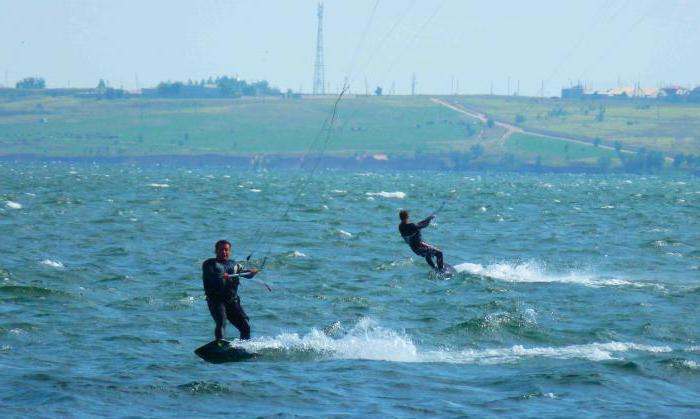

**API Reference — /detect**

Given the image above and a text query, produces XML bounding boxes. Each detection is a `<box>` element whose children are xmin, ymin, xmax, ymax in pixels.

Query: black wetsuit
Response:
<box><xmin>399</xmin><ymin>216</ymin><xmax>444</xmax><ymax>271</ymax></box>
<box><xmin>202</xmin><ymin>258</ymin><xmax>250</xmax><ymax>340</ymax></box>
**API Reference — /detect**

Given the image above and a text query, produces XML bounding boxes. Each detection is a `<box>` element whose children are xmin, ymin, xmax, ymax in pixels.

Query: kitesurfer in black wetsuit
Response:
<box><xmin>398</xmin><ymin>209</ymin><xmax>444</xmax><ymax>271</ymax></box>
<box><xmin>202</xmin><ymin>240</ymin><xmax>259</xmax><ymax>341</ymax></box>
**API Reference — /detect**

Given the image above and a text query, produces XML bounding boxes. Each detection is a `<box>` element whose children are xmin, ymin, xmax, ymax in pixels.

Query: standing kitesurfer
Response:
<box><xmin>398</xmin><ymin>209</ymin><xmax>444</xmax><ymax>272</ymax></box>
<box><xmin>202</xmin><ymin>240</ymin><xmax>259</xmax><ymax>341</ymax></box>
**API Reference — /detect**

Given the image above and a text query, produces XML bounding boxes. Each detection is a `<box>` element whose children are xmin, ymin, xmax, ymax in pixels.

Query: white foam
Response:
<box><xmin>681</xmin><ymin>360</ymin><xmax>699</xmax><ymax>370</ymax></box>
<box><xmin>6</xmin><ymin>201</ymin><xmax>22</xmax><ymax>209</ymax></box>
<box><xmin>452</xmin><ymin>260</ymin><xmax>662</xmax><ymax>289</ymax></box>
<box><xmin>148</xmin><ymin>183</ymin><xmax>169</xmax><ymax>188</ymax></box>
<box><xmin>366</xmin><ymin>191</ymin><xmax>406</xmax><ymax>199</ymax></box>
<box><xmin>249</xmin><ymin>189</ymin><xmax>262</xmax><ymax>193</ymax></box>
<box><xmin>237</xmin><ymin>318</ymin><xmax>671</xmax><ymax>364</ymax></box>
<box><xmin>291</xmin><ymin>250</ymin><xmax>307</xmax><ymax>258</ymax></box>
<box><xmin>40</xmin><ymin>259</ymin><xmax>64</xmax><ymax>268</ymax></box>
<box><xmin>338</xmin><ymin>229</ymin><xmax>353</xmax><ymax>238</ymax></box>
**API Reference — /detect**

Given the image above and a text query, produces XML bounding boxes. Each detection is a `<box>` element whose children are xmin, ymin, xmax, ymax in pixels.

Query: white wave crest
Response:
<box><xmin>148</xmin><ymin>183</ymin><xmax>169</xmax><ymax>188</ymax></box>
<box><xmin>40</xmin><ymin>259</ymin><xmax>64</xmax><ymax>268</ymax></box>
<box><xmin>237</xmin><ymin>318</ymin><xmax>670</xmax><ymax>364</ymax></box>
<box><xmin>249</xmin><ymin>189</ymin><xmax>262</xmax><ymax>193</ymax></box>
<box><xmin>453</xmin><ymin>260</ymin><xmax>663</xmax><ymax>289</ymax></box>
<box><xmin>681</xmin><ymin>360</ymin><xmax>699</xmax><ymax>370</ymax></box>
<box><xmin>6</xmin><ymin>201</ymin><xmax>22</xmax><ymax>209</ymax></box>
<box><xmin>366</xmin><ymin>191</ymin><xmax>406</xmax><ymax>199</ymax></box>
<box><xmin>338</xmin><ymin>229</ymin><xmax>353</xmax><ymax>238</ymax></box>
<box><xmin>291</xmin><ymin>250</ymin><xmax>307</xmax><ymax>258</ymax></box>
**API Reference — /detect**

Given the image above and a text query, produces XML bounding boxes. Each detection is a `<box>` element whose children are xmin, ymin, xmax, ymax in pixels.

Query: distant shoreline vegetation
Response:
<box><xmin>0</xmin><ymin>75</ymin><xmax>284</xmax><ymax>100</ymax></box>
<box><xmin>147</xmin><ymin>76</ymin><xmax>282</xmax><ymax>99</ymax></box>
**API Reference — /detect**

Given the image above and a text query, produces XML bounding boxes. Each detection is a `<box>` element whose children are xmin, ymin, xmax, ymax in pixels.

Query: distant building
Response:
<box><xmin>142</xmin><ymin>84</ymin><xmax>222</xmax><ymax>98</ymax></box>
<box><xmin>658</xmin><ymin>85</ymin><xmax>690</xmax><ymax>98</ymax></box>
<box><xmin>561</xmin><ymin>84</ymin><xmax>584</xmax><ymax>99</ymax></box>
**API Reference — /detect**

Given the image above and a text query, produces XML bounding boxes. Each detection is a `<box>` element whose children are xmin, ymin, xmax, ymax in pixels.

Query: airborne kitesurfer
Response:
<box><xmin>398</xmin><ymin>209</ymin><xmax>444</xmax><ymax>272</ymax></box>
<box><xmin>202</xmin><ymin>240</ymin><xmax>259</xmax><ymax>341</ymax></box>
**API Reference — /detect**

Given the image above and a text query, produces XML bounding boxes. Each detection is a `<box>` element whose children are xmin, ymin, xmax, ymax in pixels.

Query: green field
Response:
<box><xmin>505</xmin><ymin>133</ymin><xmax>618</xmax><ymax>167</ymax></box>
<box><xmin>450</xmin><ymin>95</ymin><xmax>700</xmax><ymax>156</ymax></box>
<box><xmin>0</xmin><ymin>96</ymin><xmax>483</xmax><ymax>158</ymax></box>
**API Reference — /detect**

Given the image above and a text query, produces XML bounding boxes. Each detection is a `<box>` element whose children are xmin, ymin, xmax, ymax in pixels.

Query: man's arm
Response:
<box><xmin>223</xmin><ymin>269</ymin><xmax>259</xmax><ymax>280</ymax></box>
<box><xmin>416</xmin><ymin>215</ymin><xmax>435</xmax><ymax>229</ymax></box>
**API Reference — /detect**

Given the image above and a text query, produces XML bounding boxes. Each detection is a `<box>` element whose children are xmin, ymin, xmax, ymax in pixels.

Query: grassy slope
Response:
<box><xmin>450</xmin><ymin>95</ymin><xmax>700</xmax><ymax>156</ymax></box>
<box><xmin>0</xmin><ymin>96</ymin><xmax>483</xmax><ymax>157</ymax></box>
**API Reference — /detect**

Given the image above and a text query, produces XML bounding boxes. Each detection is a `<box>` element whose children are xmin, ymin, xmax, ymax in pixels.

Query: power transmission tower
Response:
<box><xmin>313</xmin><ymin>2</ymin><xmax>325</xmax><ymax>95</ymax></box>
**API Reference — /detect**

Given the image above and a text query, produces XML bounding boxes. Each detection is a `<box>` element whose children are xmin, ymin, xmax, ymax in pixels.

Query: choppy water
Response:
<box><xmin>1</xmin><ymin>162</ymin><xmax>699</xmax><ymax>417</ymax></box>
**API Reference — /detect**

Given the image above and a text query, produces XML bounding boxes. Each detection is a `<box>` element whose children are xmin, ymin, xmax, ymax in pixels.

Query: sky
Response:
<box><xmin>0</xmin><ymin>0</ymin><xmax>698</xmax><ymax>95</ymax></box>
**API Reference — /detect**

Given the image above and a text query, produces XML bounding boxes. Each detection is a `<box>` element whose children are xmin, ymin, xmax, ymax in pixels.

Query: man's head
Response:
<box><xmin>399</xmin><ymin>209</ymin><xmax>409</xmax><ymax>223</ymax></box>
<box><xmin>215</xmin><ymin>240</ymin><xmax>231</xmax><ymax>261</ymax></box>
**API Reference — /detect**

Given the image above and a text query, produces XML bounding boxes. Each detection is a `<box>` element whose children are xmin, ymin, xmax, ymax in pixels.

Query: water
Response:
<box><xmin>1</xmin><ymin>162</ymin><xmax>699</xmax><ymax>417</ymax></box>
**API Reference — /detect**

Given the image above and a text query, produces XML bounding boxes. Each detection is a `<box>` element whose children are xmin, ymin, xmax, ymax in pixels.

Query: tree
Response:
<box><xmin>97</xmin><ymin>79</ymin><xmax>107</xmax><ymax>89</ymax></box>
<box><xmin>374</xmin><ymin>86</ymin><xmax>383</xmax><ymax>96</ymax></box>
<box><xmin>614</xmin><ymin>141</ymin><xmax>622</xmax><ymax>153</ymax></box>
<box><xmin>469</xmin><ymin>143</ymin><xmax>484</xmax><ymax>159</ymax></box>
<box><xmin>595</xmin><ymin>105</ymin><xmax>606</xmax><ymax>122</ymax></box>
<box><xmin>16</xmin><ymin>77</ymin><xmax>46</xmax><ymax>89</ymax></box>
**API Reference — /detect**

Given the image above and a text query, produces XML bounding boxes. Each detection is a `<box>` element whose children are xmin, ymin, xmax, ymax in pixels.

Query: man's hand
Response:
<box><xmin>248</xmin><ymin>268</ymin><xmax>259</xmax><ymax>277</ymax></box>
<box><xmin>223</xmin><ymin>272</ymin><xmax>230</xmax><ymax>281</ymax></box>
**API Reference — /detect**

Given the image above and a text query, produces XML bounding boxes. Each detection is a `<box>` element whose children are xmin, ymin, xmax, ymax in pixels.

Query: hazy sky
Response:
<box><xmin>1</xmin><ymin>0</ymin><xmax>698</xmax><ymax>95</ymax></box>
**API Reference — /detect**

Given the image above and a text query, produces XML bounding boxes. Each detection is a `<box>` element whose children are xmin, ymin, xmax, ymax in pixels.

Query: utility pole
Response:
<box><xmin>490</xmin><ymin>82</ymin><xmax>493</xmax><ymax>96</ymax></box>
<box><xmin>411</xmin><ymin>73</ymin><xmax>417</xmax><ymax>96</ymax></box>
<box><xmin>312</xmin><ymin>2</ymin><xmax>325</xmax><ymax>95</ymax></box>
<box><xmin>507</xmin><ymin>77</ymin><xmax>510</xmax><ymax>96</ymax></box>
<box><xmin>364</xmin><ymin>77</ymin><xmax>369</xmax><ymax>95</ymax></box>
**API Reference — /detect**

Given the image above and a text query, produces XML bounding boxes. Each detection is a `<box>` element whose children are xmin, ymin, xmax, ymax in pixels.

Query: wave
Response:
<box><xmin>147</xmin><ymin>183</ymin><xmax>169</xmax><ymax>188</ymax></box>
<box><xmin>453</xmin><ymin>260</ymin><xmax>663</xmax><ymax>289</ymax></box>
<box><xmin>236</xmin><ymin>318</ymin><xmax>671</xmax><ymax>364</ymax></box>
<box><xmin>366</xmin><ymin>191</ymin><xmax>406</xmax><ymax>199</ymax></box>
<box><xmin>5</xmin><ymin>201</ymin><xmax>22</xmax><ymax>209</ymax></box>
<box><xmin>40</xmin><ymin>259</ymin><xmax>64</xmax><ymax>268</ymax></box>
<box><xmin>0</xmin><ymin>285</ymin><xmax>73</xmax><ymax>299</ymax></box>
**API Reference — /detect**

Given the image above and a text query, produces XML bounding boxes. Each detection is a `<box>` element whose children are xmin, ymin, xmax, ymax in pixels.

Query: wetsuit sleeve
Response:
<box><xmin>416</xmin><ymin>216</ymin><xmax>433</xmax><ymax>229</ymax></box>
<box><xmin>202</xmin><ymin>259</ymin><xmax>226</xmax><ymax>296</ymax></box>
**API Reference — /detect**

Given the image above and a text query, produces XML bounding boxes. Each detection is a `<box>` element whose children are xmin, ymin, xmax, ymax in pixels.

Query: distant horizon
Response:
<box><xmin>2</xmin><ymin>76</ymin><xmax>697</xmax><ymax>97</ymax></box>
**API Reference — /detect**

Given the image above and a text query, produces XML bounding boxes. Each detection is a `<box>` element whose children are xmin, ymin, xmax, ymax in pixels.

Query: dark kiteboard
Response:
<box><xmin>437</xmin><ymin>263</ymin><xmax>457</xmax><ymax>278</ymax></box>
<box><xmin>194</xmin><ymin>339</ymin><xmax>257</xmax><ymax>363</ymax></box>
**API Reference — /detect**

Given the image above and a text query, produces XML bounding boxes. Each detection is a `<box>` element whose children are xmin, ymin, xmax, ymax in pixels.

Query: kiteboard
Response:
<box><xmin>437</xmin><ymin>263</ymin><xmax>457</xmax><ymax>278</ymax></box>
<box><xmin>194</xmin><ymin>339</ymin><xmax>257</xmax><ymax>363</ymax></box>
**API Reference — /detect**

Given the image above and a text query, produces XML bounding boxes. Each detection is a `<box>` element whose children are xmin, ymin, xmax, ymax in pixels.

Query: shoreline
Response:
<box><xmin>1</xmin><ymin>153</ymin><xmax>694</xmax><ymax>175</ymax></box>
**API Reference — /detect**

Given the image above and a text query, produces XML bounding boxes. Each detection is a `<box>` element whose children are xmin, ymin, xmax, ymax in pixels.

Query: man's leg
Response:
<box><xmin>225</xmin><ymin>296</ymin><xmax>251</xmax><ymax>340</ymax></box>
<box><xmin>424</xmin><ymin>243</ymin><xmax>444</xmax><ymax>271</ymax></box>
<box><xmin>435</xmin><ymin>249</ymin><xmax>444</xmax><ymax>271</ymax></box>
<box><xmin>207</xmin><ymin>298</ymin><xmax>226</xmax><ymax>340</ymax></box>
